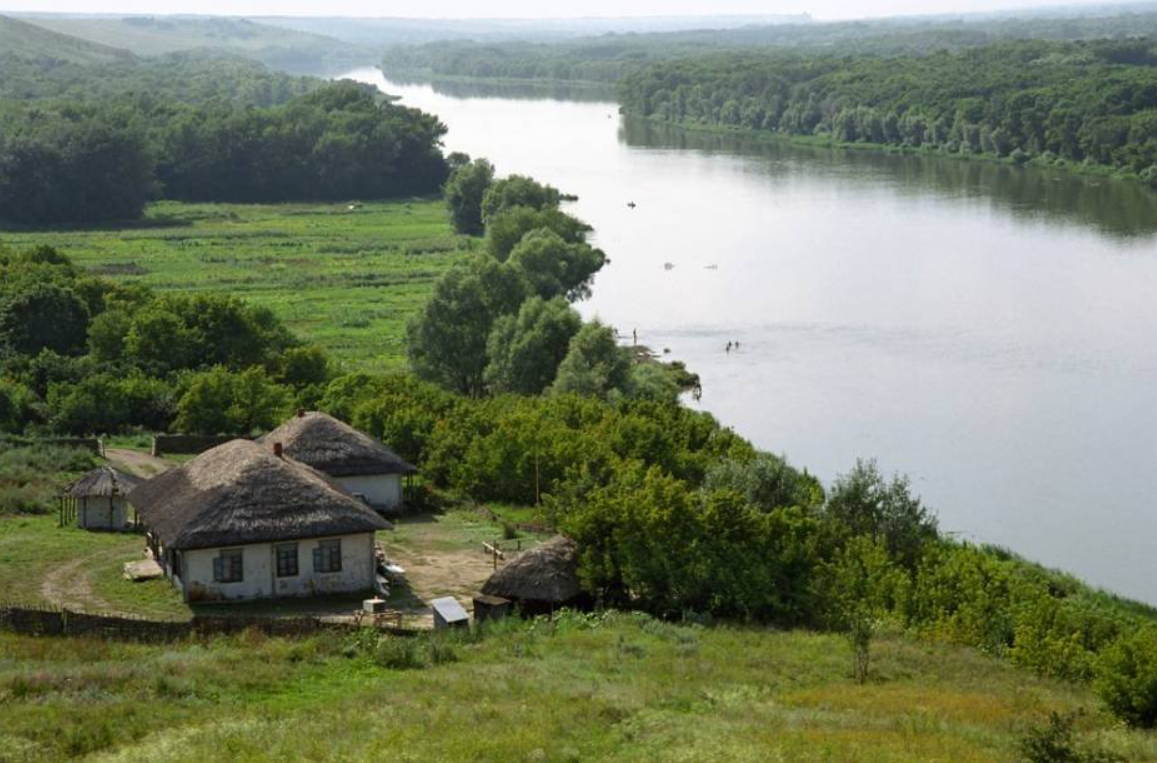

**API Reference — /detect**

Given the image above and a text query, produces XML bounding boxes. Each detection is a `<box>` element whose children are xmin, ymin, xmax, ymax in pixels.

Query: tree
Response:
<box><xmin>47</xmin><ymin>375</ymin><xmax>130</xmax><ymax>435</ymax></box>
<box><xmin>824</xmin><ymin>459</ymin><xmax>938</xmax><ymax>570</ymax></box>
<box><xmin>406</xmin><ymin>256</ymin><xmax>528</xmax><ymax>396</ymax></box>
<box><xmin>124</xmin><ymin>308</ymin><xmax>195</xmax><ymax>375</ymax></box>
<box><xmin>87</xmin><ymin>309</ymin><xmax>132</xmax><ymax>363</ymax></box>
<box><xmin>444</xmin><ymin>158</ymin><xmax>495</xmax><ymax>235</ymax></box>
<box><xmin>484</xmin><ymin>297</ymin><xmax>581</xmax><ymax>395</ymax></box>
<box><xmin>703</xmin><ymin>452</ymin><xmax>823</xmax><ymax>512</ymax></box>
<box><xmin>1096</xmin><ymin>626</ymin><xmax>1157</xmax><ymax>728</ymax></box>
<box><xmin>228</xmin><ymin>367</ymin><xmax>291</xmax><ymax>434</ymax></box>
<box><xmin>550</xmin><ymin>321</ymin><xmax>631</xmax><ymax>399</ymax></box>
<box><xmin>625</xmin><ymin>363</ymin><xmax>681</xmax><ymax>404</ymax></box>
<box><xmin>507</xmin><ymin>228</ymin><xmax>606</xmax><ymax>301</ymax></box>
<box><xmin>0</xmin><ymin>284</ymin><xmax>90</xmax><ymax>357</ymax></box>
<box><xmin>485</xmin><ymin>206</ymin><xmax>592</xmax><ymax>261</ymax></box>
<box><xmin>273</xmin><ymin>345</ymin><xmax>330</xmax><ymax>389</ymax></box>
<box><xmin>481</xmin><ymin>174</ymin><xmax>560</xmax><ymax>224</ymax></box>
<box><xmin>174</xmin><ymin>367</ymin><xmax>236</xmax><ymax>435</ymax></box>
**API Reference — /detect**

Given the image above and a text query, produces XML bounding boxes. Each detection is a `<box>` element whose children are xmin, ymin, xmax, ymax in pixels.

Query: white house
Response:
<box><xmin>62</xmin><ymin>466</ymin><xmax>142</xmax><ymax>531</ymax></box>
<box><xmin>261</xmin><ymin>411</ymin><xmax>416</xmax><ymax>514</ymax></box>
<box><xmin>128</xmin><ymin>439</ymin><xmax>390</xmax><ymax>603</ymax></box>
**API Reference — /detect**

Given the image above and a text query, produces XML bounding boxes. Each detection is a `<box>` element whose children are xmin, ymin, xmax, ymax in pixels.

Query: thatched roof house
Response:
<box><xmin>261</xmin><ymin>411</ymin><xmax>415</xmax><ymax>477</ymax></box>
<box><xmin>129</xmin><ymin>439</ymin><xmax>389</xmax><ymax>603</ymax></box>
<box><xmin>61</xmin><ymin>466</ymin><xmax>142</xmax><ymax>530</ymax></box>
<box><xmin>66</xmin><ymin>466</ymin><xmax>141</xmax><ymax>499</ymax></box>
<box><xmin>260</xmin><ymin>411</ymin><xmax>415</xmax><ymax>513</ymax></box>
<box><xmin>480</xmin><ymin>537</ymin><xmax>588</xmax><ymax>615</ymax></box>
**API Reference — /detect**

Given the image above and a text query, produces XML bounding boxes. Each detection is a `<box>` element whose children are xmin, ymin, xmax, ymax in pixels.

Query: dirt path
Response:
<box><xmin>105</xmin><ymin>448</ymin><xmax>172</xmax><ymax>478</ymax></box>
<box><xmin>39</xmin><ymin>546</ymin><xmax>127</xmax><ymax>614</ymax></box>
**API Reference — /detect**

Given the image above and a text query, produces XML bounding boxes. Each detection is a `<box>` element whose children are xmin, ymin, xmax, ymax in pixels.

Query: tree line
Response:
<box><xmin>618</xmin><ymin>39</ymin><xmax>1157</xmax><ymax>182</ymax></box>
<box><xmin>0</xmin><ymin>244</ymin><xmax>323</xmax><ymax>437</ymax></box>
<box><xmin>407</xmin><ymin>159</ymin><xmax>684</xmax><ymax>403</ymax></box>
<box><xmin>0</xmin><ymin>70</ymin><xmax>449</xmax><ymax>225</ymax></box>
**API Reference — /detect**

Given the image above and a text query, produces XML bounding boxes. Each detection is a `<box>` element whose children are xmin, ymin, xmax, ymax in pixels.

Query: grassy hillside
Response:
<box><xmin>2</xmin><ymin>613</ymin><xmax>1155</xmax><ymax>761</ymax></box>
<box><xmin>0</xmin><ymin>14</ymin><xmax>131</xmax><ymax>65</ymax></box>
<box><xmin>14</xmin><ymin>15</ymin><xmax>375</xmax><ymax>73</ymax></box>
<box><xmin>2</xmin><ymin>199</ymin><xmax>472</xmax><ymax>371</ymax></box>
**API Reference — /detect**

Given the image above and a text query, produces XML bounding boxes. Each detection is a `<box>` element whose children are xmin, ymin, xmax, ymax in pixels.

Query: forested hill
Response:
<box><xmin>0</xmin><ymin>14</ymin><xmax>131</xmax><ymax>65</ymax></box>
<box><xmin>619</xmin><ymin>40</ymin><xmax>1157</xmax><ymax>181</ymax></box>
<box><xmin>11</xmin><ymin>14</ymin><xmax>376</xmax><ymax>74</ymax></box>
<box><xmin>380</xmin><ymin>8</ymin><xmax>1157</xmax><ymax>85</ymax></box>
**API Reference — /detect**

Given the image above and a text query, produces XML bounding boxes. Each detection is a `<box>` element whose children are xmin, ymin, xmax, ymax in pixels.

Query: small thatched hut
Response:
<box><xmin>129</xmin><ymin>439</ymin><xmax>390</xmax><ymax>603</ymax></box>
<box><xmin>479</xmin><ymin>537</ymin><xmax>589</xmax><ymax>616</ymax></box>
<box><xmin>261</xmin><ymin>411</ymin><xmax>416</xmax><ymax>513</ymax></box>
<box><xmin>61</xmin><ymin>466</ymin><xmax>142</xmax><ymax>530</ymax></box>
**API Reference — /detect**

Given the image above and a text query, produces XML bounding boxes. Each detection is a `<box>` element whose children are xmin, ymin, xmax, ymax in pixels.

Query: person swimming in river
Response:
<box><xmin>726</xmin><ymin>342</ymin><xmax>732</xmax><ymax>353</ymax></box>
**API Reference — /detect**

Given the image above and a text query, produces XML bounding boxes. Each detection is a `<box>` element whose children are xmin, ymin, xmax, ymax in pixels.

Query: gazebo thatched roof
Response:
<box><xmin>128</xmin><ymin>439</ymin><xmax>390</xmax><ymax>551</ymax></box>
<box><xmin>64</xmin><ymin>466</ymin><xmax>142</xmax><ymax>499</ymax></box>
<box><xmin>260</xmin><ymin>412</ymin><xmax>416</xmax><ymax>477</ymax></box>
<box><xmin>481</xmin><ymin>537</ymin><xmax>583</xmax><ymax>604</ymax></box>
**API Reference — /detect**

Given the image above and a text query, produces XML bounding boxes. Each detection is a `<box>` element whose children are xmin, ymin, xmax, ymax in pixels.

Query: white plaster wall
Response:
<box><xmin>180</xmin><ymin>533</ymin><xmax>377</xmax><ymax>603</ymax></box>
<box><xmin>334</xmin><ymin>474</ymin><xmax>403</xmax><ymax>510</ymax></box>
<box><xmin>78</xmin><ymin>497</ymin><xmax>131</xmax><ymax>530</ymax></box>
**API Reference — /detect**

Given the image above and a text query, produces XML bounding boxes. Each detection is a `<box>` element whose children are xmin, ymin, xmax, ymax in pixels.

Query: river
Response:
<box><xmin>344</xmin><ymin>68</ymin><xmax>1157</xmax><ymax>604</ymax></box>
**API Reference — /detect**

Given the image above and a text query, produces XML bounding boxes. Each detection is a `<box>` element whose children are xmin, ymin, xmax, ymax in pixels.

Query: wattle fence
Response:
<box><xmin>0</xmin><ymin>602</ymin><xmax>418</xmax><ymax>642</ymax></box>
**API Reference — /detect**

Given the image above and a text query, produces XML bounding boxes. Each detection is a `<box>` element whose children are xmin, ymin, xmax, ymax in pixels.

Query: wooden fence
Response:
<box><xmin>151</xmin><ymin>435</ymin><xmax>238</xmax><ymax>457</ymax></box>
<box><xmin>0</xmin><ymin>602</ymin><xmax>419</xmax><ymax>642</ymax></box>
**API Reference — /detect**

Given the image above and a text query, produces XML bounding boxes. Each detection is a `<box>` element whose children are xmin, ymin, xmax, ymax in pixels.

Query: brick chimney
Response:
<box><xmin>297</xmin><ymin>408</ymin><xmax>306</xmax><ymax>418</ymax></box>
<box><xmin>273</xmin><ymin>442</ymin><xmax>283</xmax><ymax>458</ymax></box>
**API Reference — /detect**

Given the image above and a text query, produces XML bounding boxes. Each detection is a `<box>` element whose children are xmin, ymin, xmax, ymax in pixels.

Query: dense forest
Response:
<box><xmin>619</xmin><ymin>40</ymin><xmax>1157</xmax><ymax>181</ymax></box>
<box><xmin>0</xmin><ymin>75</ymin><xmax>449</xmax><ymax>224</ymax></box>
<box><xmin>380</xmin><ymin>8</ymin><xmax>1157</xmax><ymax>84</ymax></box>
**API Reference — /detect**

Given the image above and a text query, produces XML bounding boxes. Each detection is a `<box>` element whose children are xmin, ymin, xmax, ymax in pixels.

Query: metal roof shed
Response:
<box><xmin>431</xmin><ymin>596</ymin><xmax>469</xmax><ymax>629</ymax></box>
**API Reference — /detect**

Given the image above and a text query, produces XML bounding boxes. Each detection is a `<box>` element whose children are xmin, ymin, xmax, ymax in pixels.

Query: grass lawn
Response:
<box><xmin>2</xmin><ymin>199</ymin><xmax>473</xmax><ymax>371</ymax></box>
<box><xmin>2</xmin><ymin>613</ymin><xmax>1155</xmax><ymax>762</ymax></box>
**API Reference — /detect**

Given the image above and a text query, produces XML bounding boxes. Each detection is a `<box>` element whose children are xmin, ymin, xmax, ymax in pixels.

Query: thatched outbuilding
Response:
<box><xmin>261</xmin><ymin>411</ymin><xmax>416</xmax><ymax>514</ymax></box>
<box><xmin>129</xmin><ymin>439</ymin><xmax>390</xmax><ymax>603</ymax></box>
<box><xmin>60</xmin><ymin>466</ymin><xmax>142</xmax><ymax>530</ymax></box>
<box><xmin>479</xmin><ymin>537</ymin><xmax>589</xmax><ymax>616</ymax></box>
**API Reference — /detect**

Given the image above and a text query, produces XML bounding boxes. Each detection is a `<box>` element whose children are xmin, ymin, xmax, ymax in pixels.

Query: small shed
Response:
<box><xmin>431</xmin><ymin>596</ymin><xmax>469</xmax><ymax>630</ymax></box>
<box><xmin>480</xmin><ymin>537</ymin><xmax>589</xmax><ymax>616</ymax></box>
<box><xmin>60</xmin><ymin>466</ymin><xmax>142</xmax><ymax>531</ymax></box>
<box><xmin>472</xmin><ymin>594</ymin><xmax>513</xmax><ymax>623</ymax></box>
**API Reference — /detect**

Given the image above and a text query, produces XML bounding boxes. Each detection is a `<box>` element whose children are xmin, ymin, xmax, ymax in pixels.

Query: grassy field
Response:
<box><xmin>2</xmin><ymin>611</ymin><xmax>1155</xmax><ymax>762</ymax></box>
<box><xmin>3</xmin><ymin>199</ymin><xmax>472</xmax><ymax>371</ymax></box>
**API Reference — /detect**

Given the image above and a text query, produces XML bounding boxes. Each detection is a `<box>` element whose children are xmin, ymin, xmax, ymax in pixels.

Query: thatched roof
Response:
<box><xmin>128</xmin><ymin>439</ymin><xmax>390</xmax><ymax>551</ymax></box>
<box><xmin>64</xmin><ymin>466</ymin><xmax>142</xmax><ymax>498</ymax></box>
<box><xmin>260</xmin><ymin>412</ymin><xmax>416</xmax><ymax>477</ymax></box>
<box><xmin>481</xmin><ymin>537</ymin><xmax>583</xmax><ymax>604</ymax></box>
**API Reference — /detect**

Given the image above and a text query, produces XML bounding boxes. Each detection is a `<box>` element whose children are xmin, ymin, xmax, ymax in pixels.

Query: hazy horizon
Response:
<box><xmin>0</xmin><ymin>0</ymin><xmax>1132</xmax><ymax>22</ymax></box>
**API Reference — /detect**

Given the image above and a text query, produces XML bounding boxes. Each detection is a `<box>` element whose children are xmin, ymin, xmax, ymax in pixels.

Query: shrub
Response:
<box><xmin>374</xmin><ymin>636</ymin><xmax>425</xmax><ymax>670</ymax></box>
<box><xmin>1018</xmin><ymin>712</ymin><xmax>1123</xmax><ymax>763</ymax></box>
<box><xmin>1095</xmin><ymin>626</ymin><xmax>1157</xmax><ymax>727</ymax></box>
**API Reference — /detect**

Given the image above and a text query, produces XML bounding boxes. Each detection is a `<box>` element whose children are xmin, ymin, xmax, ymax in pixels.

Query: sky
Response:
<box><xmin>0</xmin><ymin>0</ymin><xmax>1127</xmax><ymax>21</ymax></box>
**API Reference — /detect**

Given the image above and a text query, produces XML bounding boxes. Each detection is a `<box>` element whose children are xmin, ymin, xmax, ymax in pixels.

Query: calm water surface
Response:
<box><xmin>347</xmin><ymin>69</ymin><xmax>1157</xmax><ymax>603</ymax></box>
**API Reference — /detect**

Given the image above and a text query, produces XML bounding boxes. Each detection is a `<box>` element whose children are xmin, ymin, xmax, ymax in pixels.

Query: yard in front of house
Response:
<box><xmin>0</xmin><ymin>504</ymin><xmax>547</xmax><ymax>624</ymax></box>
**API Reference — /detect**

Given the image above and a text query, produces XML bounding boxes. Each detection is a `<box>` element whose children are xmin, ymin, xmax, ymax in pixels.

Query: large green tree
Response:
<box><xmin>484</xmin><ymin>297</ymin><xmax>582</xmax><ymax>395</ymax></box>
<box><xmin>0</xmin><ymin>283</ymin><xmax>90</xmax><ymax>357</ymax></box>
<box><xmin>406</xmin><ymin>256</ymin><xmax>528</xmax><ymax>396</ymax></box>
<box><xmin>507</xmin><ymin>228</ymin><xmax>607</xmax><ymax>301</ymax></box>
<box><xmin>550</xmin><ymin>320</ymin><xmax>632</xmax><ymax>399</ymax></box>
<box><xmin>443</xmin><ymin>158</ymin><xmax>495</xmax><ymax>235</ymax></box>
<box><xmin>480</xmin><ymin>174</ymin><xmax>560</xmax><ymax>224</ymax></box>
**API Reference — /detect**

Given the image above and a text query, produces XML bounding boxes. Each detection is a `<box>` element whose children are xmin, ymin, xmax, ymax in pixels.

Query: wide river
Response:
<box><xmin>345</xmin><ymin>69</ymin><xmax>1157</xmax><ymax>604</ymax></box>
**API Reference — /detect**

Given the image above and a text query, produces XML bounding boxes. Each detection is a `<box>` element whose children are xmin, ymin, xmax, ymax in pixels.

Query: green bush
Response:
<box><xmin>1095</xmin><ymin>626</ymin><xmax>1157</xmax><ymax>727</ymax></box>
<box><xmin>1018</xmin><ymin>712</ymin><xmax>1123</xmax><ymax>763</ymax></box>
<box><xmin>374</xmin><ymin>636</ymin><xmax>425</xmax><ymax>670</ymax></box>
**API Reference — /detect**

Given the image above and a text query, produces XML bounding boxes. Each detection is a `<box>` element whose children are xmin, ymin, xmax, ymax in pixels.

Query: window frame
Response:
<box><xmin>312</xmin><ymin>539</ymin><xmax>343</xmax><ymax>574</ymax></box>
<box><xmin>275</xmin><ymin>543</ymin><xmax>299</xmax><ymax>578</ymax></box>
<box><xmin>212</xmin><ymin>548</ymin><xmax>244</xmax><ymax>584</ymax></box>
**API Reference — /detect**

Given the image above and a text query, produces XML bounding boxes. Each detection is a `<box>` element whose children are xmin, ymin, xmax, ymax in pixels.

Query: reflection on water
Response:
<box><xmin>349</xmin><ymin>69</ymin><xmax>1157</xmax><ymax>605</ymax></box>
<box><xmin>376</xmin><ymin>74</ymin><xmax>617</xmax><ymax>103</ymax></box>
<box><xmin>622</xmin><ymin>118</ymin><xmax>1157</xmax><ymax>241</ymax></box>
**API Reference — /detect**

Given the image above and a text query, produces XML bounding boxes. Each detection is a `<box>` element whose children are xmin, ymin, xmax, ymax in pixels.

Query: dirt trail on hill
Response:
<box><xmin>104</xmin><ymin>448</ymin><xmax>172</xmax><ymax>478</ymax></box>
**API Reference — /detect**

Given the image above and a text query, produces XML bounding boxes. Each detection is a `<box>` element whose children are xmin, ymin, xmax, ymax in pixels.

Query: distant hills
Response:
<box><xmin>7</xmin><ymin>15</ymin><xmax>378</xmax><ymax>74</ymax></box>
<box><xmin>0</xmin><ymin>14</ymin><xmax>132</xmax><ymax>65</ymax></box>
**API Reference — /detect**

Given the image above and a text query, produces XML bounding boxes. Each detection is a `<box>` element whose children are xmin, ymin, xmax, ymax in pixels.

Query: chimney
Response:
<box><xmin>273</xmin><ymin>442</ymin><xmax>283</xmax><ymax>459</ymax></box>
<box><xmin>297</xmin><ymin>408</ymin><xmax>306</xmax><ymax>418</ymax></box>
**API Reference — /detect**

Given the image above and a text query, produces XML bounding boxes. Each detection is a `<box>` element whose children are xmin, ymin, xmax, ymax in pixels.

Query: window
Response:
<box><xmin>212</xmin><ymin>549</ymin><xmax>243</xmax><ymax>583</ymax></box>
<box><xmin>313</xmin><ymin>539</ymin><xmax>342</xmax><ymax>574</ymax></box>
<box><xmin>275</xmin><ymin>544</ymin><xmax>299</xmax><ymax>578</ymax></box>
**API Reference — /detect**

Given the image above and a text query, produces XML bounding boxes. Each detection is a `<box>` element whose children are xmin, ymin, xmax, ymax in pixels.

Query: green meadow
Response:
<box><xmin>3</xmin><ymin>199</ymin><xmax>473</xmax><ymax>372</ymax></box>
<box><xmin>2</xmin><ymin>612</ymin><xmax>1155</xmax><ymax>762</ymax></box>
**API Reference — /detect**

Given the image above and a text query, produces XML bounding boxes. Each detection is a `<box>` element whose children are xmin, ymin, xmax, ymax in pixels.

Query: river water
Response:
<box><xmin>344</xmin><ymin>68</ymin><xmax>1157</xmax><ymax>604</ymax></box>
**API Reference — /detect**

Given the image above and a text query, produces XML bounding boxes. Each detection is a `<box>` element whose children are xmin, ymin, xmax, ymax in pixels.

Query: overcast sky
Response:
<box><xmin>0</xmin><ymin>0</ymin><xmax>1126</xmax><ymax>21</ymax></box>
